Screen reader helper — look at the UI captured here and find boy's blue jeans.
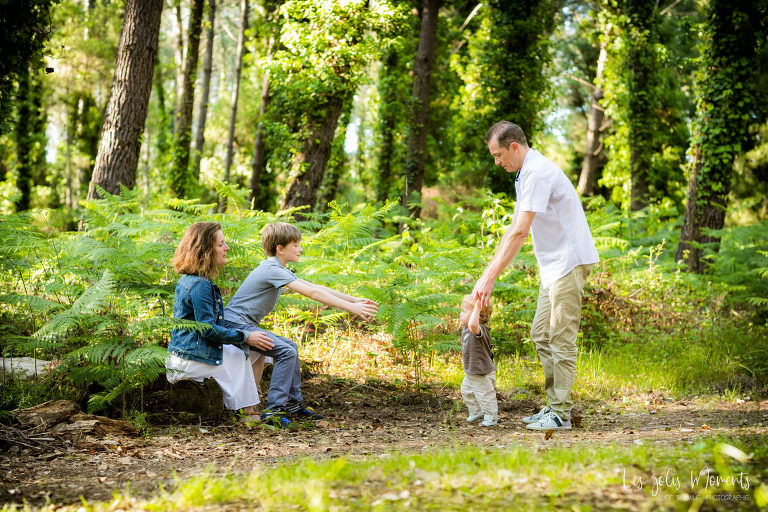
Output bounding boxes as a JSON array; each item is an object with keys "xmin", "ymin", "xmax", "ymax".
[{"xmin": 222, "ymin": 320, "xmax": 303, "ymax": 411}]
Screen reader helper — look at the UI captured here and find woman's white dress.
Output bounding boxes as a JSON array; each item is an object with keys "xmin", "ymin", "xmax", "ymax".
[{"xmin": 166, "ymin": 345, "xmax": 261, "ymax": 410}]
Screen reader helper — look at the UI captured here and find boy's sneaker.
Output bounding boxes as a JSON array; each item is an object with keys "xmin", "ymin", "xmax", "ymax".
[
  {"xmin": 466, "ymin": 411, "xmax": 484, "ymax": 423},
  {"xmin": 480, "ymin": 416, "xmax": 498, "ymax": 427},
  {"xmin": 525, "ymin": 411, "xmax": 571, "ymax": 431},
  {"xmin": 521, "ymin": 406, "xmax": 551, "ymax": 424},
  {"xmin": 261, "ymin": 409, "xmax": 295, "ymax": 429},
  {"xmin": 290, "ymin": 404, "xmax": 324, "ymax": 421}
]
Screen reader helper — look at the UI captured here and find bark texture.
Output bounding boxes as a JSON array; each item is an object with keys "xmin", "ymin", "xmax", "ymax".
[
  {"xmin": 87, "ymin": 0, "xmax": 163, "ymax": 199},
  {"xmin": 402, "ymin": 0, "xmax": 440, "ymax": 218}
]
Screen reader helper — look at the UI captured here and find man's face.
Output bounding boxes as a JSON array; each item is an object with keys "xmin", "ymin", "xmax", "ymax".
[{"xmin": 488, "ymin": 139, "xmax": 521, "ymax": 173}]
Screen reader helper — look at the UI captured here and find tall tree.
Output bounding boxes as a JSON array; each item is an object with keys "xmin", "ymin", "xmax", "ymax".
[
  {"xmin": 577, "ymin": 36, "xmax": 608, "ymax": 197},
  {"xmin": 317, "ymin": 107, "xmax": 352, "ymax": 212},
  {"xmin": 193, "ymin": 0, "xmax": 217, "ymax": 180},
  {"xmin": 87, "ymin": 0, "xmax": 164, "ymax": 199},
  {"xmin": 248, "ymin": 0, "xmax": 282, "ymax": 211},
  {"xmin": 374, "ymin": 47, "xmax": 409, "ymax": 204},
  {"xmin": 450, "ymin": 0, "xmax": 560, "ymax": 196},
  {"xmin": 169, "ymin": 0, "xmax": 205, "ymax": 198},
  {"xmin": 0, "ymin": 0, "xmax": 56, "ymax": 135},
  {"xmin": 675, "ymin": 0, "xmax": 767, "ymax": 272},
  {"xmin": 401, "ymin": 0, "xmax": 440, "ymax": 218},
  {"xmin": 624, "ymin": 0, "xmax": 659, "ymax": 211},
  {"xmin": 275, "ymin": 0, "xmax": 406, "ymax": 214},
  {"xmin": 221, "ymin": 0, "xmax": 249, "ymax": 209}
]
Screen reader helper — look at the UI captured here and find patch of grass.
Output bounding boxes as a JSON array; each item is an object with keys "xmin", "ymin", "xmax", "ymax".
[{"xmin": 23, "ymin": 435, "xmax": 766, "ymax": 511}]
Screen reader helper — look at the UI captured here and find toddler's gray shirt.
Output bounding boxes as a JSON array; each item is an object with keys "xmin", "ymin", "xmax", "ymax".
[{"xmin": 461, "ymin": 325, "xmax": 494, "ymax": 375}]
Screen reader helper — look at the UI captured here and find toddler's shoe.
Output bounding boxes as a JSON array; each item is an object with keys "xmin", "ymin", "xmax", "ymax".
[
  {"xmin": 466, "ymin": 411, "xmax": 484, "ymax": 423},
  {"xmin": 481, "ymin": 415, "xmax": 498, "ymax": 427}
]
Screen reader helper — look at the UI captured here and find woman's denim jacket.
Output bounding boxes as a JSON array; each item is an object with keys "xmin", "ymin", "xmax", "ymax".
[{"xmin": 168, "ymin": 274, "xmax": 249, "ymax": 365}]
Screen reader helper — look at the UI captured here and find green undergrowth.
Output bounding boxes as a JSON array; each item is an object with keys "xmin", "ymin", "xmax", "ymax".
[
  {"xmin": 1, "ymin": 191, "xmax": 767, "ymax": 415},
  {"xmin": 10, "ymin": 436, "xmax": 766, "ymax": 511}
]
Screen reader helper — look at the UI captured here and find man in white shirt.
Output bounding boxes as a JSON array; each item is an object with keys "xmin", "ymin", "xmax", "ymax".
[{"xmin": 473, "ymin": 121, "xmax": 599, "ymax": 431}]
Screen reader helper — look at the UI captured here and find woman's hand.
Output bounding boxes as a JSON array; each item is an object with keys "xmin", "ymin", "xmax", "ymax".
[{"xmin": 246, "ymin": 331, "xmax": 275, "ymax": 351}]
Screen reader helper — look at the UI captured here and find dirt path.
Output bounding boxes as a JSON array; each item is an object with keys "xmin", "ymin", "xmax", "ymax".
[{"xmin": 2, "ymin": 375, "xmax": 766, "ymax": 509}]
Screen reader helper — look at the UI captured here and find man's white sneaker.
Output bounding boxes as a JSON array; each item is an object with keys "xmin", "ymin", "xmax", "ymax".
[
  {"xmin": 481, "ymin": 416, "xmax": 498, "ymax": 427},
  {"xmin": 466, "ymin": 411, "xmax": 483, "ymax": 423},
  {"xmin": 525, "ymin": 411, "xmax": 571, "ymax": 430},
  {"xmin": 521, "ymin": 406, "xmax": 551, "ymax": 424}
]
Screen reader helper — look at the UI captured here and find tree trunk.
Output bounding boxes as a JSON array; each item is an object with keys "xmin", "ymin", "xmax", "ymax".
[
  {"xmin": 675, "ymin": 0, "xmax": 763, "ymax": 272},
  {"xmin": 317, "ymin": 108, "xmax": 352, "ymax": 212},
  {"xmin": 402, "ymin": 0, "xmax": 440, "ymax": 218},
  {"xmin": 249, "ymin": 63, "xmax": 272, "ymax": 210},
  {"xmin": 376, "ymin": 48, "xmax": 400, "ymax": 204},
  {"xmin": 14, "ymin": 65, "xmax": 33, "ymax": 211},
  {"xmin": 87, "ymin": 0, "xmax": 163, "ymax": 199},
  {"xmin": 626, "ymin": 0, "xmax": 657, "ymax": 211},
  {"xmin": 193, "ymin": 0, "xmax": 216, "ymax": 180},
  {"xmin": 221, "ymin": 0, "xmax": 249, "ymax": 210},
  {"xmin": 281, "ymin": 94, "xmax": 348, "ymax": 216},
  {"xmin": 577, "ymin": 39, "xmax": 607, "ymax": 197},
  {"xmin": 174, "ymin": 0, "xmax": 185, "ymax": 124},
  {"xmin": 170, "ymin": 0, "xmax": 205, "ymax": 198}
]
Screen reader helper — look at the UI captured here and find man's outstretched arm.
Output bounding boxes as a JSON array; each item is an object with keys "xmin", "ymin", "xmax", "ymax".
[{"xmin": 473, "ymin": 210, "xmax": 535, "ymax": 306}]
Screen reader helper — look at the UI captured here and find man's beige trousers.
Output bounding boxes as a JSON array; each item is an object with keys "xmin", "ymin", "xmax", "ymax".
[{"xmin": 530, "ymin": 263, "xmax": 594, "ymax": 419}]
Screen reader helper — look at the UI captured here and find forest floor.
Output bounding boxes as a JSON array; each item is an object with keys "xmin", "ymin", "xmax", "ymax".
[{"xmin": 1, "ymin": 373, "xmax": 766, "ymax": 510}]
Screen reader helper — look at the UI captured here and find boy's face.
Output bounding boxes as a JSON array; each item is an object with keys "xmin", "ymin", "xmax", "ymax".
[{"xmin": 277, "ymin": 240, "xmax": 302, "ymax": 263}]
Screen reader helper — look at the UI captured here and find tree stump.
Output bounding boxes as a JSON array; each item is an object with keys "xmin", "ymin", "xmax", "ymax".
[{"xmin": 168, "ymin": 378, "xmax": 225, "ymax": 420}]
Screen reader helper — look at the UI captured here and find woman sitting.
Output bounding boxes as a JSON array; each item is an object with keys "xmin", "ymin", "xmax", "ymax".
[{"xmin": 166, "ymin": 221, "xmax": 272, "ymax": 418}]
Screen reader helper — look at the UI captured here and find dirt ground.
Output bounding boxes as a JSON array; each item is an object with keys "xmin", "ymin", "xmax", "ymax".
[{"xmin": 1, "ymin": 374, "xmax": 766, "ymax": 509}]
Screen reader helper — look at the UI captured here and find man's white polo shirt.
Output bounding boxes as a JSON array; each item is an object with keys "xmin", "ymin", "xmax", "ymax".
[{"xmin": 514, "ymin": 148, "xmax": 599, "ymax": 289}]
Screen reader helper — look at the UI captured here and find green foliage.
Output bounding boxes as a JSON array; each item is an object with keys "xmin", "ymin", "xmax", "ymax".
[
  {"xmin": 3, "ymin": 185, "xmax": 768, "ymax": 413},
  {"xmin": 448, "ymin": 0, "xmax": 560, "ymax": 195}
]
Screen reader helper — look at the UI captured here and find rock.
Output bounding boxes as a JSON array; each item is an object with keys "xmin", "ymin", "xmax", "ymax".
[
  {"xmin": 11, "ymin": 400, "xmax": 80, "ymax": 429},
  {"xmin": 168, "ymin": 377, "xmax": 225, "ymax": 420},
  {"xmin": 2, "ymin": 357, "xmax": 51, "ymax": 380}
]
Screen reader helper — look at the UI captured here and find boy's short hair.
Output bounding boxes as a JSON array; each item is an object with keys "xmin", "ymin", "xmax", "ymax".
[
  {"xmin": 262, "ymin": 222, "xmax": 302, "ymax": 256},
  {"xmin": 462, "ymin": 295, "xmax": 493, "ymax": 324}
]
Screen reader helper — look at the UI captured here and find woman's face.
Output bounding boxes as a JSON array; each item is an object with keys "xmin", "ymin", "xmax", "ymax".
[{"xmin": 214, "ymin": 230, "xmax": 229, "ymax": 267}]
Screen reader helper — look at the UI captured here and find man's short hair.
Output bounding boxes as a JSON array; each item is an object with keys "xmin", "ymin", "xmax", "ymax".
[
  {"xmin": 262, "ymin": 222, "xmax": 302, "ymax": 256},
  {"xmin": 485, "ymin": 121, "xmax": 528, "ymax": 148}
]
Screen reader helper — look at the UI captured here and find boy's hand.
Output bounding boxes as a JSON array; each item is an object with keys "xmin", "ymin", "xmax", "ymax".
[
  {"xmin": 349, "ymin": 301, "xmax": 379, "ymax": 322},
  {"xmin": 246, "ymin": 331, "xmax": 275, "ymax": 351}
]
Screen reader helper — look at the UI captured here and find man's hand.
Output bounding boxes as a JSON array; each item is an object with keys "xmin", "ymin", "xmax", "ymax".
[
  {"xmin": 349, "ymin": 301, "xmax": 379, "ymax": 322},
  {"xmin": 472, "ymin": 273, "xmax": 496, "ymax": 308},
  {"xmin": 245, "ymin": 331, "xmax": 274, "ymax": 351}
]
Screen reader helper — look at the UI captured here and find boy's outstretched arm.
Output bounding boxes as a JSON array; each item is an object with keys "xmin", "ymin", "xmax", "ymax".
[
  {"xmin": 311, "ymin": 283, "xmax": 379, "ymax": 306},
  {"xmin": 467, "ymin": 298, "xmax": 481, "ymax": 335},
  {"xmin": 286, "ymin": 279, "xmax": 379, "ymax": 321}
]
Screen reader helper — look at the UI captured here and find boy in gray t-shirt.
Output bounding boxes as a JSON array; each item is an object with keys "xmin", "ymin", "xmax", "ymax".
[
  {"xmin": 459, "ymin": 294, "xmax": 497, "ymax": 427},
  {"xmin": 223, "ymin": 222, "xmax": 378, "ymax": 429}
]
